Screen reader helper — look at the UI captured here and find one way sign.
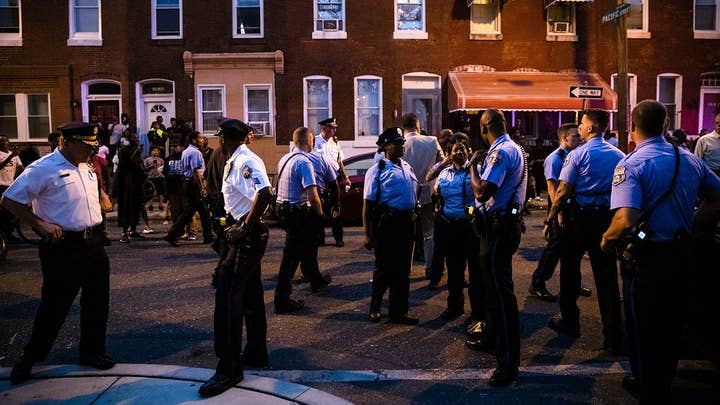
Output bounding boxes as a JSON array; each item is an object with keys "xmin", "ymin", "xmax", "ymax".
[{"xmin": 569, "ymin": 86, "xmax": 604, "ymax": 99}]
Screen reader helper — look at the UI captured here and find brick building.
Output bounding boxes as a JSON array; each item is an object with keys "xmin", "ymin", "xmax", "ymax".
[{"xmin": 1, "ymin": 0, "xmax": 719, "ymax": 169}]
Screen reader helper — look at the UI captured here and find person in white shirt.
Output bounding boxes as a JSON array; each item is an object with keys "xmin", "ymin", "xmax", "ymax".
[
  {"xmin": 0, "ymin": 135, "xmax": 24, "ymax": 239},
  {"xmin": 695, "ymin": 112, "xmax": 720, "ymax": 177},
  {"xmin": 313, "ymin": 117, "xmax": 349, "ymax": 247}
]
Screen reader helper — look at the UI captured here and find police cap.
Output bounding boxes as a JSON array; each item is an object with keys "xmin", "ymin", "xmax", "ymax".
[
  {"xmin": 57, "ymin": 122, "xmax": 99, "ymax": 146},
  {"xmin": 376, "ymin": 127, "xmax": 405, "ymax": 149},
  {"xmin": 216, "ymin": 118, "xmax": 253, "ymax": 139},
  {"xmin": 318, "ymin": 117, "xmax": 337, "ymax": 128}
]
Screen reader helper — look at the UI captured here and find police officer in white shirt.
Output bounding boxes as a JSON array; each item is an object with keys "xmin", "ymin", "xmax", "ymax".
[
  {"xmin": 198, "ymin": 118, "xmax": 274, "ymax": 397},
  {"xmin": 2, "ymin": 122, "xmax": 115, "ymax": 384}
]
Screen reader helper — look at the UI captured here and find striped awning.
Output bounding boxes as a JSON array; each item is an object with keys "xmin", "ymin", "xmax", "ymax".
[{"xmin": 544, "ymin": 0, "xmax": 594, "ymax": 8}]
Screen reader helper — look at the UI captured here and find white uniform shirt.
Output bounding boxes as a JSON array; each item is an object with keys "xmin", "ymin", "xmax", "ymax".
[
  {"xmin": 314, "ymin": 135, "xmax": 344, "ymax": 172},
  {"xmin": 2, "ymin": 149, "xmax": 102, "ymax": 231},
  {"xmin": 222, "ymin": 144, "xmax": 271, "ymax": 219},
  {"xmin": 0, "ymin": 150, "xmax": 23, "ymax": 186}
]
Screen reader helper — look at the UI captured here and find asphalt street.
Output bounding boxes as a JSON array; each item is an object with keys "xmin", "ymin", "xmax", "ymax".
[{"xmin": 1, "ymin": 212, "xmax": 718, "ymax": 404}]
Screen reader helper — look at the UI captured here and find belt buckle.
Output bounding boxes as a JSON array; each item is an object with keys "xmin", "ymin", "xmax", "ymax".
[{"xmin": 83, "ymin": 227, "xmax": 91, "ymax": 239}]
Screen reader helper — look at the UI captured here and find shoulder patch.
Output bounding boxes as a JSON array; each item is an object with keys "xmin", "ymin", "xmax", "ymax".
[
  {"xmin": 242, "ymin": 165, "xmax": 253, "ymax": 179},
  {"xmin": 612, "ymin": 166, "xmax": 626, "ymax": 186},
  {"xmin": 562, "ymin": 155, "xmax": 571, "ymax": 167},
  {"xmin": 488, "ymin": 150, "xmax": 502, "ymax": 165}
]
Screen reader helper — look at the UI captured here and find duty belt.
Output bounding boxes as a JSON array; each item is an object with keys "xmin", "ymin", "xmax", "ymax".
[{"xmin": 62, "ymin": 223, "xmax": 103, "ymax": 241}]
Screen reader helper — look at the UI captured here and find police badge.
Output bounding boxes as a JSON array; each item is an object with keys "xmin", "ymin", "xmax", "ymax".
[
  {"xmin": 242, "ymin": 165, "xmax": 253, "ymax": 179},
  {"xmin": 612, "ymin": 166, "xmax": 626, "ymax": 185},
  {"xmin": 487, "ymin": 150, "xmax": 502, "ymax": 165}
]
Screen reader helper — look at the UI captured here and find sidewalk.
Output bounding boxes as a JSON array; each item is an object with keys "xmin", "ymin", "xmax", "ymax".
[{"xmin": 0, "ymin": 364, "xmax": 352, "ymax": 404}]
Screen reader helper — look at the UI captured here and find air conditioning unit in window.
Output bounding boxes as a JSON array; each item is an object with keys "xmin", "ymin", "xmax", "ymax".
[
  {"xmin": 320, "ymin": 19, "xmax": 340, "ymax": 31},
  {"xmin": 249, "ymin": 122, "xmax": 270, "ymax": 137},
  {"xmin": 553, "ymin": 22, "xmax": 570, "ymax": 33}
]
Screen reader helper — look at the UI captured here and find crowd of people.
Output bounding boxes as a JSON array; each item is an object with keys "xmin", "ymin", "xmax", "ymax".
[{"xmin": 1, "ymin": 103, "xmax": 720, "ymax": 403}]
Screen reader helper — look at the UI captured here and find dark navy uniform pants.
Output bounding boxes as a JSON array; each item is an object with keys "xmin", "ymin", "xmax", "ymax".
[
  {"xmin": 319, "ymin": 187, "xmax": 343, "ymax": 244},
  {"xmin": 24, "ymin": 229, "xmax": 109, "ymax": 361},
  {"xmin": 167, "ymin": 179, "xmax": 214, "ymax": 240},
  {"xmin": 559, "ymin": 208, "xmax": 622, "ymax": 349},
  {"xmin": 214, "ymin": 222, "xmax": 269, "ymax": 378},
  {"xmin": 370, "ymin": 210, "xmax": 415, "ymax": 317},
  {"xmin": 531, "ymin": 217, "xmax": 562, "ymax": 288},
  {"xmin": 478, "ymin": 215, "xmax": 522, "ymax": 372},
  {"xmin": 275, "ymin": 210, "xmax": 324, "ymax": 304}
]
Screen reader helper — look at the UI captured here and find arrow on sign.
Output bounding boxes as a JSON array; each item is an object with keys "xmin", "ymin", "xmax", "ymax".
[{"xmin": 569, "ymin": 86, "xmax": 604, "ymax": 99}]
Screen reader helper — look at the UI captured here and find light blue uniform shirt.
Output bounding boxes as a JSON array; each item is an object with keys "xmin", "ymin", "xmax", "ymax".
[
  {"xmin": 363, "ymin": 158, "xmax": 418, "ymax": 211},
  {"xmin": 276, "ymin": 151, "xmax": 317, "ymax": 205},
  {"xmin": 435, "ymin": 162, "xmax": 475, "ymax": 219},
  {"xmin": 479, "ymin": 134, "xmax": 527, "ymax": 214},
  {"xmin": 543, "ymin": 147, "xmax": 568, "ymax": 182},
  {"xmin": 181, "ymin": 144, "xmax": 205, "ymax": 179},
  {"xmin": 559, "ymin": 136, "xmax": 624, "ymax": 207},
  {"xmin": 305, "ymin": 148, "xmax": 338, "ymax": 192},
  {"xmin": 611, "ymin": 136, "xmax": 720, "ymax": 241}
]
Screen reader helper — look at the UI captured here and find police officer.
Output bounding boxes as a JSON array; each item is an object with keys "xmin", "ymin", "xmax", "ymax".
[
  {"xmin": 198, "ymin": 118, "xmax": 273, "ymax": 397},
  {"xmin": 363, "ymin": 127, "xmax": 419, "ymax": 325},
  {"xmin": 274, "ymin": 127, "xmax": 331, "ymax": 314},
  {"xmin": 314, "ymin": 117, "xmax": 348, "ymax": 247},
  {"xmin": 467, "ymin": 109, "xmax": 526, "ymax": 387},
  {"xmin": 304, "ymin": 138, "xmax": 339, "ymax": 272},
  {"xmin": 2, "ymin": 122, "xmax": 115, "ymax": 384},
  {"xmin": 545, "ymin": 109, "xmax": 624, "ymax": 354},
  {"xmin": 601, "ymin": 100, "xmax": 720, "ymax": 402}
]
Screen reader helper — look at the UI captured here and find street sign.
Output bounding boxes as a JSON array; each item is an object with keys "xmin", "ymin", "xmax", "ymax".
[
  {"xmin": 602, "ymin": 3, "xmax": 632, "ymax": 24},
  {"xmin": 569, "ymin": 86, "xmax": 604, "ymax": 99}
]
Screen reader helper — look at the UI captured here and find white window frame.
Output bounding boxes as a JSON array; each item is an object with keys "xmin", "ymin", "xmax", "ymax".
[
  {"xmin": 469, "ymin": 0, "xmax": 502, "ymax": 41},
  {"xmin": 232, "ymin": 0, "xmax": 263, "ymax": 39},
  {"xmin": 243, "ymin": 83, "xmax": 274, "ymax": 137},
  {"xmin": 0, "ymin": 0, "xmax": 22, "ymax": 46},
  {"xmin": 694, "ymin": 0, "xmax": 720, "ymax": 39},
  {"xmin": 546, "ymin": 2, "xmax": 577, "ymax": 42},
  {"xmin": 1, "ymin": 93, "xmax": 52, "ymax": 142},
  {"xmin": 394, "ymin": 0, "xmax": 427, "ymax": 40},
  {"xmin": 627, "ymin": 0, "xmax": 651, "ymax": 39},
  {"xmin": 151, "ymin": 0, "xmax": 182, "ymax": 39},
  {"xmin": 303, "ymin": 75, "xmax": 332, "ymax": 132},
  {"xmin": 68, "ymin": 0, "xmax": 102, "ymax": 46},
  {"xmin": 353, "ymin": 75, "xmax": 383, "ymax": 146},
  {"xmin": 656, "ymin": 73, "xmax": 683, "ymax": 129},
  {"xmin": 610, "ymin": 73, "xmax": 638, "ymax": 131},
  {"xmin": 312, "ymin": 0, "xmax": 347, "ymax": 40},
  {"xmin": 196, "ymin": 85, "xmax": 226, "ymax": 135}
]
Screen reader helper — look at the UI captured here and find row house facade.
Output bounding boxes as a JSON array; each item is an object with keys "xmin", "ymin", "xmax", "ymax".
[{"xmin": 1, "ymin": 0, "xmax": 720, "ymax": 171}]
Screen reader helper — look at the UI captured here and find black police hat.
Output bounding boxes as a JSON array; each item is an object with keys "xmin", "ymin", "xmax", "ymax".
[
  {"xmin": 376, "ymin": 127, "xmax": 405, "ymax": 149},
  {"xmin": 318, "ymin": 117, "xmax": 337, "ymax": 128},
  {"xmin": 57, "ymin": 122, "xmax": 99, "ymax": 146},
  {"xmin": 216, "ymin": 118, "xmax": 253, "ymax": 138}
]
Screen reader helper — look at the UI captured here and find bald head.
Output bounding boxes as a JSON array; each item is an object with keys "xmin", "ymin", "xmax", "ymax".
[
  {"xmin": 632, "ymin": 100, "xmax": 667, "ymax": 138},
  {"xmin": 292, "ymin": 127, "xmax": 314, "ymax": 151},
  {"xmin": 481, "ymin": 109, "xmax": 507, "ymax": 136}
]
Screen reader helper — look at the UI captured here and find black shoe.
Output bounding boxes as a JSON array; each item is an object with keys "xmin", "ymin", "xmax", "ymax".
[
  {"xmin": 580, "ymin": 286, "xmax": 593, "ymax": 297},
  {"xmin": 119, "ymin": 233, "xmax": 129, "ymax": 243},
  {"xmin": 369, "ymin": 312, "xmax": 382, "ymax": 323},
  {"xmin": 548, "ymin": 316, "xmax": 580, "ymax": 338},
  {"xmin": 389, "ymin": 314, "xmax": 419, "ymax": 325},
  {"xmin": 440, "ymin": 308, "xmax": 463, "ymax": 321},
  {"xmin": 198, "ymin": 372, "xmax": 244, "ymax": 398},
  {"xmin": 311, "ymin": 274, "xmax": 332, "ymax": 293},
  {"xmin": 334, "ymin": 240, "xmax": 344, "ymax": 248},
  {"xmin": 274, "ymin": 299, "xmax": 305, "ymax": 314},
  {"xmin": 622, "ymin": 375, "xmax": 639, "ymax": 398},
  {"xmin": 528, "ymin": 285, "xmax": 557, "ymax": 302},
  {"xmin": 10, "ymin": 356, "xmax": 33, "ymax": 384},
  {"xmin": 488, "ymin": 368, "xmax": 519, "ymax": 387},
  {"xmin": 79, "ymin": 354, "xmax": 116, "ymax": 370},
  {"xmin": 128, "ymin": 231, "xmax": 145, "ymax": 239},
  {"xmin": 203, "ymin": 235, "xmax": 216, "ymax": 245},
  {"xmin": 163, "ymin": 235, "xmax": 181, "ymax": 247},
  {"xmin": 466, "ymin": 335, "xmax": 495, "ymax": 353},
  {"xmin": 427, "ymin": 280, "xmax": 440, "ymax": 290}
]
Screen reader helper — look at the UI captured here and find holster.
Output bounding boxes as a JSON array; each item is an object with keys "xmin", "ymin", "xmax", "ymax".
[{"xmin": 275, "ymin": 201, "xmax": 310, "ymax": 230}]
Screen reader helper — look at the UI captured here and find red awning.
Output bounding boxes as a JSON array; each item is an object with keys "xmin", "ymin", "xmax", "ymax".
[
  {"xmin": 544, "ymin": 0, "xmax": 594, "ymax": 8},
  {"xmin": 448, "ymin": 71, "xmax": 617, "ymax": 112}
]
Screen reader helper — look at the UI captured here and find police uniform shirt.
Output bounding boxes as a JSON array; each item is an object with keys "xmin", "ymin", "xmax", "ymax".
[
  {"xmin": 694, "ymin": 130, "xmax": 720, "ymax": 170},
  {"xmin": 276, "ymin": 151, "xmax": 317, "ymax": 205},
  {"xmin": 611, "ymin": 136, "xmax": 720, "ymax": 241},
  {"xmin": 543, "ymin": 146, "xmax": 568, "ymax": 183},
  {"xmin": 363, "ymin": 158, "xmax": 418, "ymax": 211},
  {"xmin": 181, "ymin": 144, "xmax": 205, "ymax": 179},
  {"xmin": 435, "ymin": 162, "xmax": 475, "ymax": 219},
  {"xmin": 2, "ymin": 149, "xmax": 102, "ymax": 231},
  {"xmin": 305, "ymin": 148, "xmax": 338, "ymax": 192},
  {"xmin": 479, "ymin": 134, "xmax": 527, "ymax": 214},
  {"xmin": 559, "ymin": 136, "xmax": 625, "ymax": 207},
  {"xmin": 314, "ymin": 136, "xmax": 344, "ymax": 173},
  {"xmin": 0, "ymin": 150, "xmax": 23, "ymax": 186},
  {"xmin": 222, "ymin": 144, "xmax": 271, "ymax": 219}
]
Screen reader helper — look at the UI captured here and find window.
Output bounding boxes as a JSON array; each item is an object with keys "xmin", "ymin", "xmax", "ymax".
[
  {"xmin": 68, "ymin": 0, "xmax": 101, "ymax": 46},
  {"xmin": 0, "ymin": 0, "xmax": 21, "ymax": 46},
  {"xmin": 304, "ymin": 76, "xmax": 332, "ymax": 133},
  {"xmin": 546, "ymin": 3, "xmax": 576, "ymax": 42},
  {"xmin": 627, "ymin": 0, "xmax": 650, "ymax": 38},
  {"xmin": 152, "ymin": 0, "xmax": 181, "ymax": 39},
  {"xmin": 610, "ymin": 73, "xmax": 638, "ymax": 131},
  {"xmin": 0, "ymin": 94, "xmax": 51, "ymax": 141},
  {"xmin": 695, "ymin": 0, "xmax": 720, "ymax": 38},
  {"xmin": 313, "ymin": 0, "xmax": 346, "ymax": 39},
  {"xmin": 394, "ymin": 0, "xmax": 427, "ymax": 39},
  {"xmin": 233, "ymin": 0, "xmax": 262, "ymax": 38},
  {"xmin": 244, "ymin": 84, "xmax": 273, "ymax": 137},
  {"xmin": 470, "ymin": 0, "xmax": 501, "ymax": 40},
  {"xmin": 354, "ymin": 76, "xmax": 382, "ymax": 139},
  {"xmin": 197, "ymin": 86, "xmax": 225, "ymax": 134},
  {"xmin": 657, "ymin": 74, "xmax": 683, "ymax": 130}
]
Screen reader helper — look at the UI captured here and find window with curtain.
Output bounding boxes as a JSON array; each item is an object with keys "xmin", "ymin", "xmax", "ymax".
[
  {"xmin": 234, "ymin": 0, "xmax": 262, "ymax": 37},
  {"xmin": 245, "ymin": 85, "xmax": 272, "ymax": 136},
  {"xmin": 695, "ymin": 0, "xmax": 718, "ymax": 31},
  {"xmin": 198, "ymin": 87, "xmax": 224, "ymax": 133},
  {"xmin": 27, "ymin": 95, "xmax": 49, "ymax": 139},
  {"xmin": 153, "ymin": 0, "xmax": 181, "ymax": 38},
  {"xmin": 0, "ymin": 95, "xmax": 17, "ymax": 138},
  {"xmin": 470, "ymin": 0, "xmax": 500, "ymax": 35},
  {"xmin": 355, "ymin": 77, "xmax": 382, "ymax": 137},
  {"xmin": 304, "ymin": 77, "xmax": 331, "ymax": 133}
]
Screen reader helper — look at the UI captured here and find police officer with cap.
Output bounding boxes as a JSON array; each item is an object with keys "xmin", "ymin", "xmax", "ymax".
[
  {"xmin": 363, "ymin": 127, "xmax": 420, "ymax": 325},
  {"xmin": 2, "ymin": 122, "xmax": 115, "ymax": 384},
  {"xmin": 198, "ymin": 118, "xmax": 274, "ymax": 397},
  {"xmin": 467, "ymin": 109, "xmax": 526, "ymax": 387},
  {"xmin": 545, "ymin": 109, "xmax": 624, "ymax": 355},
  {"xmin": 601, "ymin": 100, "xmax": 720, "ymax": 402},
  {"xmin": 314, "ymin": 117, "xmax": 348, "ymax": 247}
]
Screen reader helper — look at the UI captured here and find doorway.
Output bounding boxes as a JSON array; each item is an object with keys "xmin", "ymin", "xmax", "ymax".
[{"xmin": 89, "ymin": 100, "xmax": 119, "ymax": 145}]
